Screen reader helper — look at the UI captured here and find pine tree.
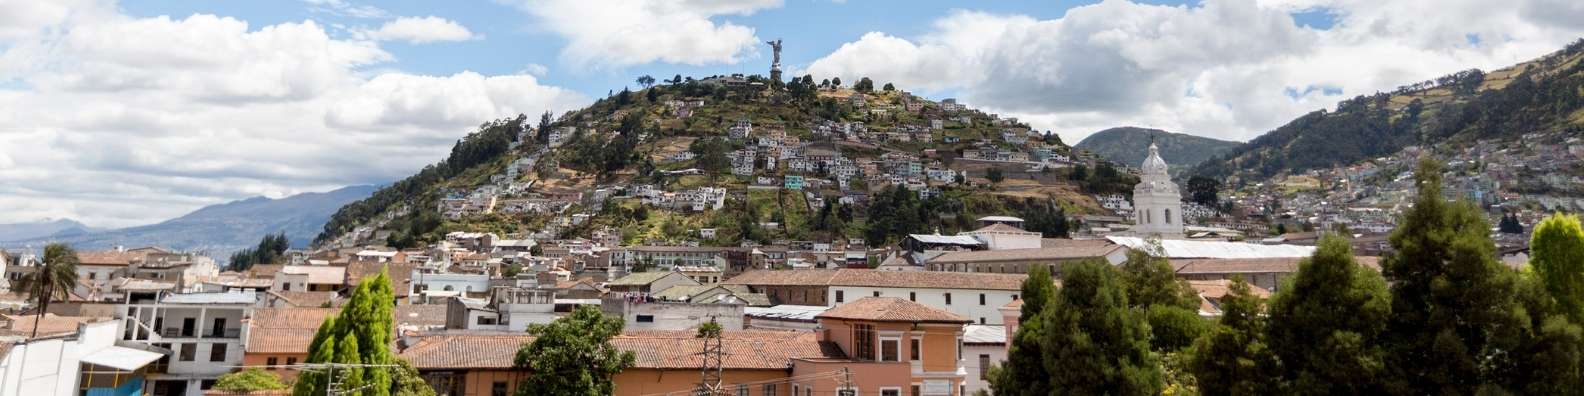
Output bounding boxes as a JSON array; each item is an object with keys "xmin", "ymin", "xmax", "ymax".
[
  {"xmin": 988, "ymin": 265, "xmax": 1055, "ymax": 396},
  {"xmin": 1117, "ymin": 249, "xmax": 1206, "ymax": 352},
  {"xmin": 292, "ymin": 270, "xmax": 431, "ymax": 396},
  {"xmin": 1265, "ymin": 234, "xmax": 1390, "ymax": 394},
  {"xmin": 1381, "ymin": 158, "xmax": 1521, "ymax": 394},
  {"xmin": 1043, "ymin": 260, "xmax": 1162, "ymax": 395},
  {"xmin": 1189, "ymin": 276, "xmax": 1279, "ymax": 395}
]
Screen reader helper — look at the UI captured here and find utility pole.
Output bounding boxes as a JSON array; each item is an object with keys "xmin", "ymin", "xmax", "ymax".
[{"xmin": 838, "ymin": 367, "xmax": 855, "ymax": 396}]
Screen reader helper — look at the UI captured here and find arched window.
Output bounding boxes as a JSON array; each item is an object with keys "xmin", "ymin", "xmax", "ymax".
[
  {"xmin": 1144, "ymin": 210, "xmax": 1152, "ymax": 224},
  {"xmin": 1165, "ymin": 209, "xmax": 1172, "ymax": 224}
]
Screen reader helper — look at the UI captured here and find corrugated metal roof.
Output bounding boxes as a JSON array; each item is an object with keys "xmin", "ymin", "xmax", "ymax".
[
  {"xmin": 963, "ymin": 324, "xmax": 1006, "ymax": 345},
  {"xmin": 745, "ymin": 305, "xmax": 830, "ymax": 321},
  {"xmin": 906, "ymin": 234, "xmax": 984, "ymax": 245},
  {"xmin": 1106, "ymin": 236, "xmax": 1315, "ymax": 259}
]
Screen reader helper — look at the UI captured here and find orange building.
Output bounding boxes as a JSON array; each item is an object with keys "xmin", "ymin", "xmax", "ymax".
[{"xmin": 397, "ymin": 297, "xmax": 973, "ymax": 396}]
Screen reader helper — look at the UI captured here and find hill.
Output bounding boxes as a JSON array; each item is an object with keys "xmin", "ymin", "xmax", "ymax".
[
  {"xmin": 1075, "ymin": 127, "xmax": 1240, "ymax": 171},
  {"xmin": 0, "ymin": 219, "xmax": 100, "ymax": 242},
  {"xmin": 6, "ymin": 185, "xmax": 376, "ymax": 258},
  {"xmin": 1192, "ymin": 38, "xmax": 1584, "ymax": 184},
  {"xmin": 316, "ymin": 75, "xmax": 1138, "ymax": 249}
]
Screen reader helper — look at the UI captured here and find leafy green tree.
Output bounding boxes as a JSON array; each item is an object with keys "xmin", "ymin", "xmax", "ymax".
[
  {"xmin": 854, "ymin": 77, "xmax": 874, "ymax": 92},
  {"xmin": 215, "ymin": 369, "xmax": 289, "ymax": 393},
  {"xmin": 231, "ymin": 232, "xmax": 290, "ymax": 270},
  {"xmin": 1495, "ymin": 268, "xmax": 1584, "ymax": 394},
  {"xmin": 1117, "ymin": 249, "xmax": 1204, "ymax": 352},
  {"xmin": 1019, "ymin": 199, "xmax": 1069, "ymax": 238},
  {"xmin": 18, "ymin": 243, "xmax": 79, "ymax": 338},
  {"xmin": 1043, "ymin": 260, "xmax": 1162, "ymax": 395},
  {"xmin": 1381, "ymin": 158, "xmax": 1521, "ymax": 394},
  {"xmin": 1265, "ymin": 235, "xmax": 1390, "ymax": 394},
  {"xmin": 1532, "ymin": 213, "xmax": 1584, "ymax": 323},
  {"xmin": 1186, "ymin": 176, "xmax": 1221, "ymax": 207},
  {"xmin": 988, "ymin": 265, "xmax": 1056, "ymax": 396},
  {"xmin": 831, "ymin": 77, "xmax": 842, "ymax": 87},
  {"xmin": 1189, "ymin": 276, "xmax": 1279, "ymax": 395},
  {"xmin": 986, "ymin": 167, "xmax": 1005, "ymax": 184},
  {"xmin": 1499, "ymin": 213, "xmax": 1525, "ymax": 234},
  {"xmin": 882, "ymin": 82, "xmax": 895, "ymax": 91},
  {"xmin": 514, "ymin": 305, "xmax": 636, "ymax": 396},
  {"xmin": 636, "ymin": 75, "xmax": 655, "ymax": 88}
]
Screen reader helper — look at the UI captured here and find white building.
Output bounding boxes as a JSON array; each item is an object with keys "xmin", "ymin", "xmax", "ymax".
[
  {"xmin": 1132, "ymin": 142, "xmax": 1184, "ymax": 238},
  {"xmin": 962, "ymin": 324, "xmax": 1008, "ymax": 395},
  {"xmin": 117, "ymin": 291, "xmax": 256, "ymax": 396},
  {"xmin": 0, "ymin": 318, "xmax": 161, "ymax": 396}
]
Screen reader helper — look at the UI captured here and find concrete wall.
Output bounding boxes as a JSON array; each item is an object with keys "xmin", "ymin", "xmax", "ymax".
[
  {"xmin": 963, "ymin": 343, "xmax": 1006, "ymax": 395},
  {"xmin": 828, "ymin": 286, "xmax": 1019, "ymax": 325},
  {"xmin": 0, "ymin": 320, "xmax": 122, "ymax": 396},
  {"xmin": 412, "ymin": 272, "xmax": 491, "ymax": 295},
  {"xmin": 603, "ymin": 299, "xmax": 744, "ymax": 331}
]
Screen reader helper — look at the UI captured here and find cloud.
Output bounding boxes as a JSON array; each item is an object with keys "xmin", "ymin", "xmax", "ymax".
[
  {"xmin": 357, "ymin": 16, "xmax": 479, "ymax": 44},
  {"xmin": 0, "ymin": 3, "xmax": 588, "ymax": 227},
  {"xmin": 301, "ymin": 0, "xmax": 389, "ymax": 19},
  {"xmin": 804, "ymin": 0, "xmax": 1584, "ymax": 143},
  {"xmin": 505, "ymin": 0, "xmax": 782, "ymax": 67}
]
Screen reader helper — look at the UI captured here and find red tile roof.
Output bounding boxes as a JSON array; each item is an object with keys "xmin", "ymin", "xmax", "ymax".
[
  {"xmin": 76, "ymin": 251, "xmax": 142, "ymax": 266},
  {"xmin": 399, "ymin": 330, "xmax": 838, "ymax": 370},
  {"xmin": 816, "ymin": 297, "xmax": 971, "ymax": 324},
  {"xmin": 1172, "ymin": 256, "xmax": 1382, "ymax": 274},
  {"xmin": 725, "ymin": 269, "xmax": 1027, "ymax": 291},
  {"xmin": 244, "ymin": 308, "xmax": 337, "ymax": 354}
]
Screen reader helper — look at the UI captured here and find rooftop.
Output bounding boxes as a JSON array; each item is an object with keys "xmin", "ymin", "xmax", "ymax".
[
  {"xmin": 280, "ymin": 265, "xmax": 346, "ymax": 285},
  {"xmin": 726, "ymin": 269, "xmax": 1028, "ymax": 291},
  {"xmin": 931, "ymin": 245, "xmax": 1123, "ymax": 264},
  {"xmin": 607, "ymin": 271, "xmax": 694, "ymax": 286},
  {"xmin": 1172, "ymin": 256, "xmax": 1382, "ymax": 274},
  {"xmin": 963, "ymin": 324, "xmax": 1007, "ymax": 345},
  {"xmin": 816, "ymin": 297, "xmax": 971, "ymax": 324},
  {"xmin": 162, "ymin": 291, "xmax": 257, "ymax": 305},
  {"xmin": 399, "ymin": 330, "xmax": 839, "ymax": 370},
  {"xmin": 1106, "ymin": 236, "xmax": 1315, "ymax": 259}
]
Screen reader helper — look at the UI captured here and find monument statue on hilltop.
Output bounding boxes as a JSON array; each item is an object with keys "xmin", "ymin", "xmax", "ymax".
[{"xmin": 766, "ymin": 39, "xmax": 783, "ymax": 82}]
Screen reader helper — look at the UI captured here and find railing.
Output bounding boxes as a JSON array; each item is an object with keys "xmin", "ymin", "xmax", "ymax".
[{"xmin": 158, "ymin": 328, "xmax": 241, "ymax": 339}]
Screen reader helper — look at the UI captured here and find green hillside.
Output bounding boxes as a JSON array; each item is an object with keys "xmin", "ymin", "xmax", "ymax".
[
  {"xmin": 315, "ymin": 75, "xmax": 1136, "ymax": 249},
  {"xmin": 1192, "ymin": 38, "xmax": 1584, "ymax": 184},
  {"xmin": 1075, "ymin": 127, "xmax": 1240, "ymax": 171}
]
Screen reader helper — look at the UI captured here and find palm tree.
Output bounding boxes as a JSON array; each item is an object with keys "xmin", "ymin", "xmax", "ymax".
[{"xmin": 18, "ymin": 243, "xmax": 80, "ymax": 338}]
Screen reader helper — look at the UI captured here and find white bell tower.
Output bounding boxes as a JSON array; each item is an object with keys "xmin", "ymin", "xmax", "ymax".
[{"xmin": 1131, "ymin": 141, "xmax": 1184, "ymax": 238}]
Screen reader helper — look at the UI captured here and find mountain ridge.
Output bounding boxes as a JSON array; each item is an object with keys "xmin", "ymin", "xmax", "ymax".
[{"xmin": 1074, "ymin": 127, "xmax": 1240, "ymax": 172}]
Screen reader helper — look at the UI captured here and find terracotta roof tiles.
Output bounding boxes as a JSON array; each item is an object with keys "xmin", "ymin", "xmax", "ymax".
[{"xmin": 816, "ymin": 297, "xmax": 970, "ymax": 324}]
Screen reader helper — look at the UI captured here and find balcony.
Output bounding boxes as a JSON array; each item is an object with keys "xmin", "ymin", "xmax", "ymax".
[{"xmin": 158, "ymin": 327, "xmax": 241, "ymax": 339}]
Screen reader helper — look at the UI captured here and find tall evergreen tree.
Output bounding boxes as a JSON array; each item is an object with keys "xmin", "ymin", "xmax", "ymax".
[
  {"xmin": 1381, "ymin": 158, "xmax": 1521, "ymax": 394},
  {"xmin": 1265, "ymin": 234, "xmax": 1391, "ymax": 394},
  {"xmin": 293, "ymin": 270, "xmax": 430, "ymax": 396},
  {"xmin": 1117, "ymin": 248, "xmax": 1206, "ymax": 352},
  {"xmin": 1532, "ymin": 213, "xmax": 1584, "ymax": 324},
  {"xmin": 988, "ymin": 265, "xmax": 1056, "ymax": 396},
  {"xmin": 1042, "ymin": 260, "xmax": 1162, "ymax": 395},
  {"xmin": 1189, "ymin": 276, "xmax": 1279, "ymax": 395}
]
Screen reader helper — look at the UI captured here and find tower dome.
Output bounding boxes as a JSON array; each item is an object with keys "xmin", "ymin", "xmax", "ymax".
[{"xmin": 1130, "ymin": 141, "xmax": 1184, "ymax": 238}]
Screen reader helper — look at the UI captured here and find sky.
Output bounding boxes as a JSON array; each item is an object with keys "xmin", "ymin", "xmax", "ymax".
[{"xmin": 1, "ymin": 0, "xmax": 1582, "ymax": 228}]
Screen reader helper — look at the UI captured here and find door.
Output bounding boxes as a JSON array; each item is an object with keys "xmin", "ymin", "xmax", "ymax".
[
  {"xmin": 181, "ymin": 317, "xmax": 195, "ymax": 337},
  {"xmin": 212, "ymin": 317, "xmax": 226, "ymax": 337}
]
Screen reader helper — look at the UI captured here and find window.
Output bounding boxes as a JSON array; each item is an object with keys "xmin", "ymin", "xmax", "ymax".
[
  {"xmin": 179, "ymin": 343, "xmax": 196, "ymax": 361},
  {"xmin": 909, "ymin": 292, "xmax": 916, "ymax": 301},
  {"xmin": 957, "ymin": 337, "xmax": 963, "ymax": 361},
  {"xmin": 637, "ymin": 315, "xmax": 655, "ymax": 323},
  {"xmin": 979, "ymin": 317, "xmax": 986, "ymax": 324},
  {"xmin": 910, "ymin": 338, "xmax": 920, "ymax": 361},
  {"xmin": 853, "ymin": 324, "xmax": 875, "ymax": 360},
  {"xmin": 87, "ymin": 272, "xmax": 96, "ymax": 280},
  {"xmin": 979, "ymin": 293, "xmax": 986, "ymax": 305},
  {"xmin": 478, "ymin": 316, "xmax": 498, "ymax": 325},
  {"xmin": 266, "ymin": 357, "xmax": 278, "ymax": 369},
  {"xmin": 880, "ymin": 337, "xmax": 900, "ymax": 362},
  {"xmin": 1012, "ymin": 294, "xmax": 1019, "ymax": 300},
  {"xmin": 910, "ymin": 385, "xmax": 920, "ymax": 396},
  {"xmin": 835, "ymin": 290, "xmax": 844, "ymax": 303},
  {"xmin": 210, "ymin": 343, "xmax": 228, "ymax": 362},
  {"xmin": 762, "ymin": 384, "xmax": 776, "ymax": 396},
  {"xmin": 872, "ymin": 291, "xmax": 880, "ymax": 297},
  {"xmin": 944, "ymin": 293, "xmax": 951, "ymax": 305},
  {"xmin": 793, "ymin": 384, "xmax": 800, "ymax": 396},
  {"xmin": 980, "ymin": 354, "xmax": 992, "ymax": 378},
  {"xmin": 737, "ymin": 384, "xmax": 750, "ymax": 396},
  {"xmin": 286, "ymin": 357, "xmax": 297, "ymax": 366},
  {"xmin": 880, "ymin": 388, "xmax": 902, "ymax": 396},
  {"xmin": 1165, "ymin": 209, "xmax": 1172, "ymax": 224},
  {"xmin": 492, "ymin": 381, "xmax": 509, "ymax": 396},
  {"xmin": 282, "ymin": 283, "xmax": 291, "ymax": 291}
]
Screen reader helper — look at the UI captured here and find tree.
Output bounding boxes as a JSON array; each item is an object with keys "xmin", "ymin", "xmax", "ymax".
[
  {"xmin": 1186, "ymin": 176, "xmax": 1221, "ymax": 207},
  {"xmin": 1532, "ymin": 213, "xmax": 1584, "ymax": 324},
  {"xmin": 536, "ymin": 111, "xmax": 554, "ymax": 144},
  {"xmin": 1265, "ymin": 234, "xmax": 1390, "ymax": 394},
  {"xmin": 1381, "ymin": 158, "xmax": 1521, "ymax": 394},
  {"xmin": 514, "ymin": 305, "xmax": 635, "ymax": 396},
  {"xmin": 882, "ymin": 82, "xmax": 895, "ymax": 91},
  {"xmin": 1499, "ymin": 213, "xmax": 1525, "ymax": 234},
  {"xmin": 988, "ymin": 266, "xmax": 1056, "ymax": 396},
  {"xmin": 294, "ymin": 269, "xmax": 430, "ymax": 396},
  {"xmin": 1117, "ymin": 249, "xmax": 1204, "ymax": 352},
  {"xmin": 1043, "ymin": 260, "xmax": 1162, "ymax": 395},
  {"xmin": 831, "ymin": 77, "xmax": 842, "ymax": 87},
  {"xmin": 215, "ymin": 369, "xmax": 288, "ymax": 393},
  {"xmin": 986, "ymin": 167, "xmax": 1005, "ymax": 185},
  {"xmin": 18, "ymin": 243, "xmax": 79, "ymax": 338},
  {"xmin": 854, "ymin": 77, "xmax": 874, "ymax": 92},
  {"xmin": 1019, "ymin": 199, "xmax": 1069, "ymax": 238},
  {"xmin": 1189, "ymin": 276, "xmax": 1279, "ymax": 394},
  {"xmin": 231, "ymin": 232, "xmax": 290, "ymax": 270},
  {"xmin": 636, "ymin": 75, "xmax": 655, "ymax": 88},
  {"xmin": 1069, "ymin": 164, "xmax": 1088, "ymax": 181}
]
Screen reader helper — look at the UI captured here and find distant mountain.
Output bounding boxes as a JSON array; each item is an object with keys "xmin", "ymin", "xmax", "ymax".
[
  {"xmin": 1192, "ymin": 39, "xmax": 1584, "ymax": 183},
  {"xmin": 4, "ymin": 185, "xmax": 377, "ymax": 259},
  {"xmin": 1075, "ymin": 127, "xmax": 1241, "ymax": 171},
  {"xmin": 0, "ymin": 218, "xmax": 100, "ymax": 242}
]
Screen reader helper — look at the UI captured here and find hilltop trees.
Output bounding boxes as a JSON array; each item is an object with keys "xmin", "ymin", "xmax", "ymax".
[{"xmin": 514, "ymin": 305, "xmax": 635, "ymax": 395}]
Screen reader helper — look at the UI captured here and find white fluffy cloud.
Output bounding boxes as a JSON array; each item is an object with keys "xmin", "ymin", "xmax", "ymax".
[
  {"xmin": 507, "ymin": 0, "xmax": 782, "ymax": 67},
  {"xmin": 358, "ymin": 16, "xmax": 479, "ymax": 44},
  {"xmin": 0, "ymin": 3, "xmax": 587, "ymax": 227},
  {"xmin": 805, "ymin": 0, "xmax": 1584, "ymax": 143}
]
